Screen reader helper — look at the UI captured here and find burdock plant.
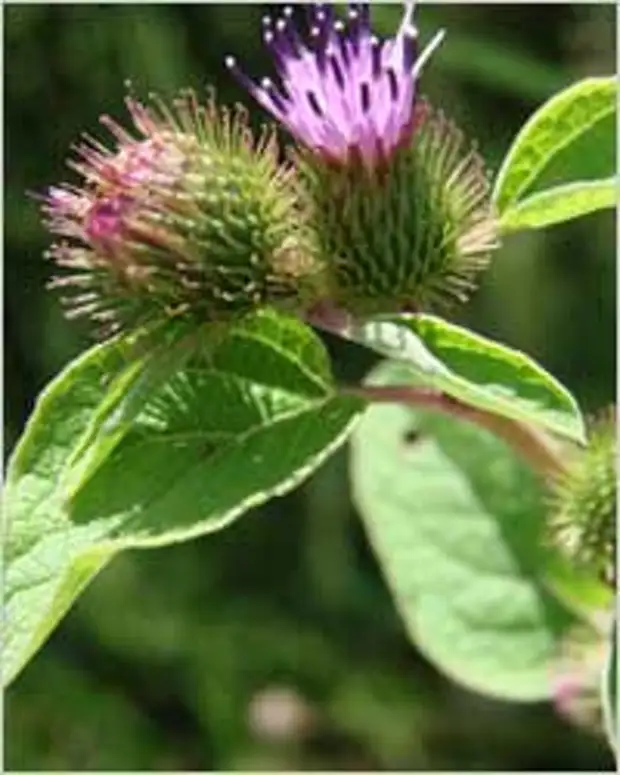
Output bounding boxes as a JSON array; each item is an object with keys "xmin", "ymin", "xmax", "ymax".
[
  {"xmin": 5, "ymin": 3, "xmax": 616, "ymax": 763},
  {"xmin": 227, "ymin": 2, "xmax": 498, "ymax": 315}
]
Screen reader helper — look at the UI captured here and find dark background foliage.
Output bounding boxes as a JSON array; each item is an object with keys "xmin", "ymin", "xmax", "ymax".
[{"xmin": 4, "ymin": 3, "xmax": 616, "ymax": 771}]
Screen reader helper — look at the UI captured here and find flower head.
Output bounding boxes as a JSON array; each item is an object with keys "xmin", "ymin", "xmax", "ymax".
[
  {"xmin": 226, "ymin": 4, "xmax": 497, "ymax": 316},
  {"xmin": 42, "ymin": 90, "xmax": 325, "ymax": 336},
  {"xmin": 226, "ymin": 2, "xmax": 445, "ymax": 166}
]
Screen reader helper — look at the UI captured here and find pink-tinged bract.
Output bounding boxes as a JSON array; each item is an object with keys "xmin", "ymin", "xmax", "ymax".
[{"xmin": 226, "ymin": 2, "xmax": 445, "ymax": 166}]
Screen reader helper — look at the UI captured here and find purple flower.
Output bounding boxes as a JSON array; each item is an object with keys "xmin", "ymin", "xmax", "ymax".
[{"xmin": 226, "ymin": 2, "xmax": 445, "ymax": 166}]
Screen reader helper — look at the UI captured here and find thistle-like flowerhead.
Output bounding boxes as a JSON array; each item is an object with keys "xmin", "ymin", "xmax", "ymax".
[
  {"xmin": 42, "ymin": 89, "xmax": 324, "ymax": 336},
  {"xmin": 227, "ymin": 3, "xmax": 498, "ymax": 316},
  {"xmin": 226, "ymin": 2, "xmax": 445, "ymax": 166},
  {"xmin": 548, "ymin": 408, "xmax": 617, "ymax": 586}
]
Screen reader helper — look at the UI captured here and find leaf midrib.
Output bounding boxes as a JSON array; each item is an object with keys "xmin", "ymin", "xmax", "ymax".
[{"xmin": 89, "ymin": 393, "xmax": 359, "ymax": 548}]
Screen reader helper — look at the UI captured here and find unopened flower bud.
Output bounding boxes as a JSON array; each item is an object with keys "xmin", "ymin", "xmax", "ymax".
[
  {"xmin": 548, "ymin": 408, "xmax": 616, "ymax": 585},
  {"xmin": 42, "ymin": 89, "xmax": 325, "ymax": 336}
]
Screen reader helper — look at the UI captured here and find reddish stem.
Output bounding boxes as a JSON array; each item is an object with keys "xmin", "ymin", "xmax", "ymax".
[{"xmin": 347, "ymin": 384, "xmax": 568, "ymax": 482}]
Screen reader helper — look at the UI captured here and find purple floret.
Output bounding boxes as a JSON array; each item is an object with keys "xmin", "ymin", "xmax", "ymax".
[{"xmin": 226, "ymin": 2, "xmax": 445, "ymax": 166}]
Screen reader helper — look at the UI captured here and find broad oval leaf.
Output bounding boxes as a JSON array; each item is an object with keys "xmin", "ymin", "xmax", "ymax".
[
  {"xmin": 4, "ymin": 310, "xmax": 363, "ymax": 686},
  {"xmin": 351, "ymin": 361, "xmax": 576, "ymax": 701},
  {"xmin": 494, "ymin": 77, "xmax": 617, "ymax": 230},
  {"xmin": 347, "ymin": 314, "xmax": 585, "ymax": 444}
]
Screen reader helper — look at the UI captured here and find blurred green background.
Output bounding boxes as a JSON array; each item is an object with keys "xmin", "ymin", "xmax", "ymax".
[{"xmin": 4, "ymin": 3, "xmax": 616, "ymax": 771}]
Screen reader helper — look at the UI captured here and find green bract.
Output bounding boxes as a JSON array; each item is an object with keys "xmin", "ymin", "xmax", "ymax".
[
  {"xmin": 297, "ymin": 103, "xmax": 498, "ymax": 315},
  {"xmin": 548, "ymin": 410, "xmax": 616, "ymax": 585}
]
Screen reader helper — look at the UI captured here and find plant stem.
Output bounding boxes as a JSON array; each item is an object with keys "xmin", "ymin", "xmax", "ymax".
[
  {"xmin": 306, "ymin": 303, "xmax": 569, "ymax": 481},
  {"xmin": 347, "ymin": 384, "xmax": 568, "ymax": 482}
]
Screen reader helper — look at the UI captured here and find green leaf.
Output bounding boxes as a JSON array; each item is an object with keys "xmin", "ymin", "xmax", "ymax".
[
  {"xmin": 4, "ymin": 336, "xmax": 142, "ymax": 687},
  {"xmin": 347, "ymin": 314, "xmax": 586, "ymax": 444},
  {"xmin": 5, "ymin": 336, "xmax": 141, "ymax": 560},
  {"xmin": 499, "ymin": 178, "xmax": 617, "ymax": 233},
  {"xmin": 494, "ymin": 77, "xmax": 617, "ymax": 228},
  {"xmin": 4, "ymin": 310, "xmax": 363, "ymax": 686},
  {"xmin": 63, "ymin": 324, "xmax": 211, "ymax": 497},
  {"xmin": 351, "ymin": 361, "xmax": 576, "ymax": 701}
]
